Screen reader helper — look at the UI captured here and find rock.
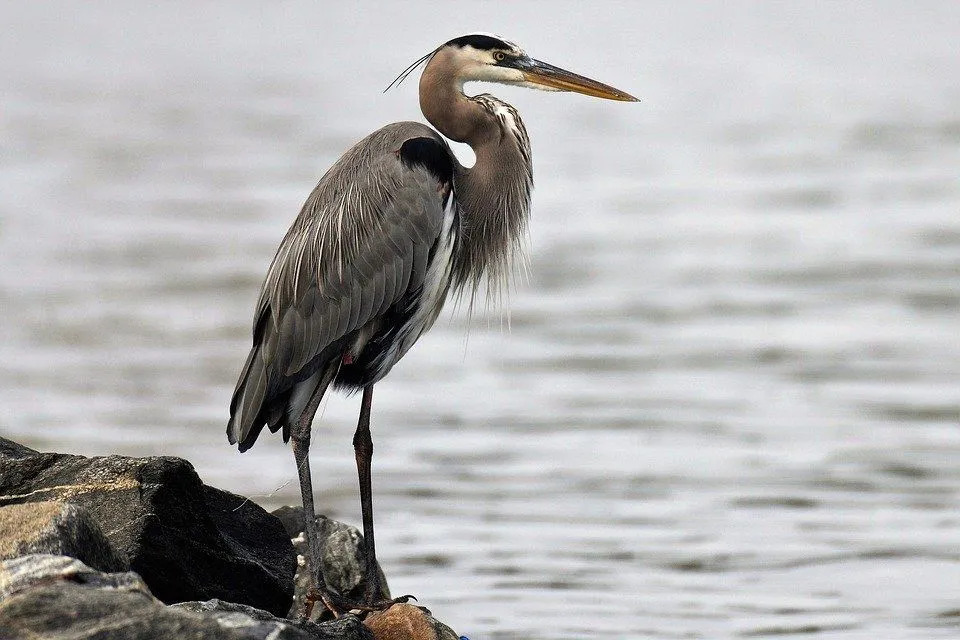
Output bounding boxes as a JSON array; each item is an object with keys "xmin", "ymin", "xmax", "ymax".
[
  {"xmin": 0, "ymin": 554, "xmax": 238, "ymax": 639},
  {"xmin": 173, "ymin": 599, "xmax": 373, "ymax": 640},
  {"xmin": 0, "ymin": 438, "xmax": 38, "ymax": 460},
  {"xmin": 0, "ymin": 554, "xmax": 146, "ymax": 601},
  {"xmin": 0, "ymin": 501, "xmax": 125, "ymax": 572},
  {"xmin": 272, "ymin": 504, "xmax": 309, "ymax": 539},
  {"xmin": 0, "ymin": 556, "xmax": 371, "ymax": 640},
  {"xmin": 271, "ymin": 506, "xmax": 389, "ymax": 620},
  {"xmin": 363, "ymin": 604, "xmax": 462, "ymax": 640},
  {"xmin": 0, "ymin": 442, "xmax": 295, "ymax": 615},
  {"xmin": 0, "ymin": 586, "xmax": 240, "ymax": 640},
  {"xmin": 317, "ymin": 516, "xmax": 391, "ymax": 605}
]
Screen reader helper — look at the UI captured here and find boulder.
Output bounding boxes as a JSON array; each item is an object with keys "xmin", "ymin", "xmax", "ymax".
[
  {"xmin": 272, "ymin": 506, "xmax": 389, "ymax": 620},
  {"xmin": 1, "ymin": 586, "xmax": 239, "ymax": 640},
  {"xmin": 0, "ymin": 555, "xmax": 374, "ymax": 640},
  {"xmin": 0, "ymin": 501, "xmax": 125, "ymax": 572},
  {"xmin": 0, "ymin": 440, "xmax": 295, "ymax": 615},
  {"xmin": 0, "ymin": 438, "xmax": 37, "ymax": 460},
  {"xmin": 0, "ymin": 555, "xmax": 252, "ymax": 639},
  {"xmin": 173, "ymin": 599, "xmax": 373, "ymax": 640},
  {"xmin": 0, "ymin": 553, "xmax": 144, "ymax": 601}
]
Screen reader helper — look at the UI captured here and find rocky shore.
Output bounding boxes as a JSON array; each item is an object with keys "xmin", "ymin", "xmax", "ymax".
[{"xmin": 0, "ymin": 437, "xmax": 461, "ymax": 640}]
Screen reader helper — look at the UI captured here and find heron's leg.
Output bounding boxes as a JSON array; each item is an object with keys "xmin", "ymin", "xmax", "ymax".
[
  {"xmin": 298, "ymin": 380, "xmax": 409, "ymax": 618},
  {"xmin": 292, "ymin": 383, "xmax": 340, "ymax": 619},
  {"xmin": 353, "ymin": 384, "xmax": 381, "ymax": 605}
]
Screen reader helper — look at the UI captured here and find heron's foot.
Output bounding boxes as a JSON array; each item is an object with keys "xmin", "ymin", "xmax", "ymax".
[{"xmin": 302, "ymin": 587, "xmax": 417, "ymax": 620}]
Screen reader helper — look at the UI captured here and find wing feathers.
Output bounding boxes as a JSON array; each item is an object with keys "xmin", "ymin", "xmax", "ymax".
[{"xmin": 228, "ymin": 122, "xmax": 454, "ymax": 449}]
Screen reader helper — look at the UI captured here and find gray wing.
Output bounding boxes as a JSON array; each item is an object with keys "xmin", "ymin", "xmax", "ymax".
[{"xmin": 228, "ymin": 122, "xmax": 453, "ymax": 450}]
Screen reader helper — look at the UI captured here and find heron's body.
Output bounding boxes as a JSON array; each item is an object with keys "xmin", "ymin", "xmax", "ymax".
[
  {"xmin": 228, "ymin": 123, "xmax": 464, "ymax": 450},
  {"xmin": 226, "ymin": 33, "xmax": 636, "ymax": 616}
]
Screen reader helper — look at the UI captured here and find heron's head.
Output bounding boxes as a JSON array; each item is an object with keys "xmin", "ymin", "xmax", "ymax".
[{"xmin": 389, "ymin": 33, "xmax": 638, "ymax": 102}]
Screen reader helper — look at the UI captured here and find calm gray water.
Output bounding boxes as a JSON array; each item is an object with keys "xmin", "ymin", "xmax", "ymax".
[{"xmin": 2, "ymin": 2, "xmax": 959, "ymax": 638}]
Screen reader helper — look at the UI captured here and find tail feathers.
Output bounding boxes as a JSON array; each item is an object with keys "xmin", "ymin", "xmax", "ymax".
[
  {"xmin": 227, "ymin": 346, "xmax": 269, "ymax": 452},
  {"xmin": 228, "ymin": 335, "xmax": 342, "ymax": 452}
]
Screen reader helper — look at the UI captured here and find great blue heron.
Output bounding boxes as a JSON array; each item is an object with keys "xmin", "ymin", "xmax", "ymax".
[{"xmin": 227, "ymin": 33, "xmax": 637, "ymax": 615}]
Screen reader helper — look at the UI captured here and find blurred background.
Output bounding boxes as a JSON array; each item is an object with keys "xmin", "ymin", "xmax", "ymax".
[{"xmin": 1, "ymin": 2, "xmax": 959, "ymax": 638}]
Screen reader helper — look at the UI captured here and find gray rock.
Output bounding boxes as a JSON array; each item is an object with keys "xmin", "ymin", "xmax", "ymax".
[
  {"xmin": 1, "ymin": 586, "xmax": 243, "ymax": 639},
  {"xmin": 173, "ymin": 599, "xmax": 373, "ymax": 640},
  {"xmin": 0, "ymin": 442, "xmax": 295, "ymax": 615},
  {"xmin": 0, "ymin": 555, "xmax": 237, "ymax": 639},
  {"xmin": 271, "ymin": 506, "xmax": 389, "ymax": 621},
  {"xmin": 272, "ymin": 504, "xmax": 309, "ymax": 539},
  {"xmin": 0, "ymin": 554, "xmax": 146, "ymax": 601},
  {"xmin": 0, "ymin": 438, "xmax": 38, "ymax": 460},
  {"xmin": 318, "ymin": 516, "xmax": 391, "ymax": 605},
  {"xmin": 0, "ymin": 556, "xmax": 370, "ymax": 640},
  {"xmin": 0, "ymin": 501, "xmax": 126, "ymax": 572}
]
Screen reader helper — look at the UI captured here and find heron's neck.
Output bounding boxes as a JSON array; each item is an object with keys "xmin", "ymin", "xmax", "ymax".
[
  {"xmin": 420, "ymin": 65, "xmax": 533, "ymax": 302},
  {"xmin": 419, "ymin": 56, "xmax": 492, "ymax": 145}
]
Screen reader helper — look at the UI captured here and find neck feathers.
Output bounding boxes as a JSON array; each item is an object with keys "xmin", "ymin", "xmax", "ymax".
[
  {"xmin": 419, "ymin": 53, "xmax": 534, "ymax": 307},
  {"xmin": 450, "ymin": 95, "xmax": 533, "ymax": 306}
]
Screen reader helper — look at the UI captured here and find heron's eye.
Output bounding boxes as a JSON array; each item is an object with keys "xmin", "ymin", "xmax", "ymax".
[{"xmin": 493, "ymin": 52, "xmax": 505, "ymax": 62}]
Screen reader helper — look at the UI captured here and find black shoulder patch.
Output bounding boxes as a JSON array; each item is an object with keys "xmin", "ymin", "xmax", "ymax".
[
  {"xmin": 445, "ymin": 34, "xmax": 510, "ymax": 51},
  {"xmin": 398, "ymin": 137, "xmax": 454, "ymax": 186}
]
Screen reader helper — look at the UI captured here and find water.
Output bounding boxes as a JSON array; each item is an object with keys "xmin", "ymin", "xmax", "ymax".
[{"xmin": 2, "ymin": 2, "xmax": 959, "ymax": 638}]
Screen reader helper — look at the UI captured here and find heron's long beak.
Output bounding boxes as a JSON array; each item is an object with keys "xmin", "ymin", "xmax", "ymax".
[{"xmin": 520, "ymin": 58, "xmax": 639, "ymax": 102}]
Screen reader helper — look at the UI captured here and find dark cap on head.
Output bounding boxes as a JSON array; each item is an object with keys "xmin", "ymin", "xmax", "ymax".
[{"xmin": 444, "ymin": 34, "xmax": 513, "ymax": 51}]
